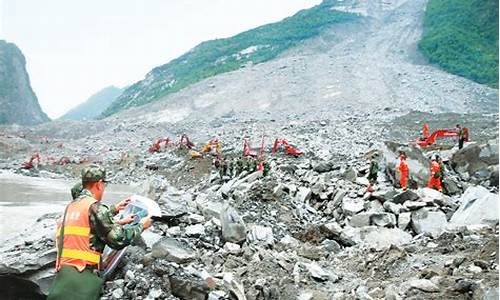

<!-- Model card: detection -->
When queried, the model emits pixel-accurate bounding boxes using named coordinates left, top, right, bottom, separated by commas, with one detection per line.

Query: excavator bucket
left=286, top=147, right=304, bottom=156
left=189, top=150, right=202, bottom=159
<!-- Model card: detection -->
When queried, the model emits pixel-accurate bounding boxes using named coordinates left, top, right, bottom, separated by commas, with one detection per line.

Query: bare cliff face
left=0, top=40, right=50, bottom=125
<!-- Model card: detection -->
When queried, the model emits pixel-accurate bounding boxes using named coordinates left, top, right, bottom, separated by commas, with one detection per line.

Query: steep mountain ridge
left=101, top=1, right=359, bottom=117
left=106, top=0, right=497, bottom=129
left=60, top=86, right=122, bottom=121
left=0, top=40, right=50, bottom=125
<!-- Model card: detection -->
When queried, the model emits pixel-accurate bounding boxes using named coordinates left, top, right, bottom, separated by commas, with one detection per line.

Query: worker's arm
left=89, top=202, right=144, bottom=250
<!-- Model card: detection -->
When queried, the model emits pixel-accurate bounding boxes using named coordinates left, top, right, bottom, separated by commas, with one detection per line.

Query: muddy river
left=0, top=171, right=138, bottom=242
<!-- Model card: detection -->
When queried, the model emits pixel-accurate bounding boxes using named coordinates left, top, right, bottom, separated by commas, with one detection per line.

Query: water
left=0, top=171, right=138, bottom=241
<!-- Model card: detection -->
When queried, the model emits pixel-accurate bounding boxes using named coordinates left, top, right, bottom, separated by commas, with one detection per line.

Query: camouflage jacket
left=369, top=160, right=379, bottom=176
left=76, top=189, right=143, bottom=253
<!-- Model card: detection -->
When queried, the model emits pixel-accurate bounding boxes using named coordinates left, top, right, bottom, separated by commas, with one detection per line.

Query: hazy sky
left=1, top=0, right=321, bottom=118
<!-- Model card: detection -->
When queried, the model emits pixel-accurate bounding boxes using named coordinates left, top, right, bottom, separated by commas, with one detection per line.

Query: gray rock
left=313, top=161, right=332, bottom=173
left=452, top=140, right=499, bottom=178
left=356, top=177, right=370, bottom=186
left=112, top=288, right=124, bottom=299
left=489, top=165, right=499, bottom=187
left=383, top=201, right=402, bottom=215
left=442, top=177, right=461, bottom=194
left=450, top=186, right=499, bottom=226
left=411, top=209, right=448, bottom=237
left=408, top=279, right=440, bottom=292
left=482, top=287, right=499, bottom=300
left=306, top=262, right=331, bottom=281
left=331, top=189, right=346, bottom=207
left=220, top=204, right=247, bottom=243
left=321, top=239, right=342, bottom=253
left=365, top=200, right=385, bottom=212
left=403, top=200, right=427, bottom=210
left=350, top=213, right=372, bottom=227
left=247, top=225, right=274, bottom=246
left=343, top=167, right=357, bottom=182
left=342, top=198, right=365, bottom=215
left=393, top=190, right=419, bottom=204
left=141, top=231, right=162, bottom=248
left=223, top=242, right=241, bottom=254
left=362, top=228, right=412, bottom=249
left=350, top=212, right=396, bottom=227
left=295, top=187, right=312, bottom=202
left=169, top=272, right=210, bottom=300
left=398, top=212, right=411, bottom=230
left=151, top=238, right=196, bottom=263
left=371, top=213, right=397, bottom=227
left=385, top=284, right=402, bottom=300
left=185, top=224, right=205, bottom=237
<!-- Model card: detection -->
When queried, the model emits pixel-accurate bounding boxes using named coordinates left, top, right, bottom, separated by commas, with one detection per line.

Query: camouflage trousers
left=47, top=266, right=103, bottom=300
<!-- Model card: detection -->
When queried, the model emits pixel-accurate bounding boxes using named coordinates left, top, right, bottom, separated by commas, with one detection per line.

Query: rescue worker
left=427, top=155, right=442, bottom=192
left=70, top=182, right=83, bottom=200
left=262, top=160, right=270, bottom=177
left=367, top=154, right=379, bottom=184
left=437, top=155, right=446, bottom=193
left=47, top=164, right=152, bottom=300
left=398, top=152, right=408, bottom=190
left=456, top=124, right=466, bottom=149
left=366, top=153, right=379, bottom=193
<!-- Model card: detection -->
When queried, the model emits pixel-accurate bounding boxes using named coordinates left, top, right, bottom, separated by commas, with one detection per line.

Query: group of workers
left=214, top=156, right=270, bottom=179
left=397, top=151, right=444, bottom=192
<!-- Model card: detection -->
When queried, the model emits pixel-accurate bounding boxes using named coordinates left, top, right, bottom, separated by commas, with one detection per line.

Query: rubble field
left=0, top=110, right=498, bottom=300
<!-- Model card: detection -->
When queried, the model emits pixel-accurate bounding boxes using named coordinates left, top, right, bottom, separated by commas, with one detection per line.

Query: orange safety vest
left=430, top=161, right=440, bottom=175
left=399, top=159, right=408, bottom=174
left=55, top=196, right=101, bottom=272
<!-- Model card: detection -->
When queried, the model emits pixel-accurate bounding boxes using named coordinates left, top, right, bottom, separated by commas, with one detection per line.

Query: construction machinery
left=409, top=124, right=469, bottom=147
left=202, top=138, right=221, bottom=157
left=242, top=138, right=258, bottom=158
left=178, top=134, right=195, bottom=150
left=22, top=153, right=41, bottom=169
left=272, top=138, right=304, bottom=156
left=149, top=137, right=171, bottom=153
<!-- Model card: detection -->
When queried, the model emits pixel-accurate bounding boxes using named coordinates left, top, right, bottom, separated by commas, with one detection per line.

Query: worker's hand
left=117, top=214, right=135, bottom=225
left=140, top=217, right=152, bottom=230
left=115, top=197, right=131, bottom=211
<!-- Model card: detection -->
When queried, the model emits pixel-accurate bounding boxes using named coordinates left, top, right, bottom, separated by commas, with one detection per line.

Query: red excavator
left=409, top=123, right=469, bottom=147
left=178, top=134, right=195, bottom=150
left=273, top=138, right=304, bottom=156
left=242, top=138, right=258, bottom=158
left=22, top=153, right=41, bottom=169
left=149, top=137, right=171, bottom=153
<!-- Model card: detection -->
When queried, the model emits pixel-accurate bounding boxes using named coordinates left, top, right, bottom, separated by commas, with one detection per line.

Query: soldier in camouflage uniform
left=262, top=160, right=270, bottom=177
left=70, top=181, right=83, bottom=200
left=235, top=158, right=244, bottom=176
left=47, top=164, right=152, bottom=300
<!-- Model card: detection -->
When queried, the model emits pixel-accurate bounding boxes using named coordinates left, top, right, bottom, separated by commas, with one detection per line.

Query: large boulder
left=350, top=212, right=396, bottom=227
left=449, top=186, right=499, bottom=227
left=392, top=190, right=419, bottom=204
left=382, top=142, right=430, bottom=187
left=411, top=208, right=448, bottom=237
left=151, top=238, right=197, bottom=264
left=451, top=139, right=499, bottom=179
left=220, top=204, right=247, bottom=243
left=362, top=228, right=412, bottom=250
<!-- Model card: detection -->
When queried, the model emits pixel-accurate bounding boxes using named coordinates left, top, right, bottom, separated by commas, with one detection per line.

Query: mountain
left=60, top=86, right=123, bottom=121
left=101, top=2, right=358, bottom=117
left=418, top=0, right=499, bottom=88
left=0, top=40, right=50, bottom=125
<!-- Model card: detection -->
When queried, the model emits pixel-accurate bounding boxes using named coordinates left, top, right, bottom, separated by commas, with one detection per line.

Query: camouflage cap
left=81, top=164, right=107, bottom=184
left=71, top=181, right=83, bottom=200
